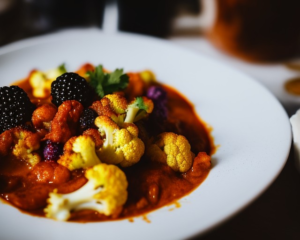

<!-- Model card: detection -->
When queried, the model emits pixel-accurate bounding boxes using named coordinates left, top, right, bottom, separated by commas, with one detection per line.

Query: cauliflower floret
left=95, top=115, right=145, bottom=167
left=147, top=132, right=193, bottom=172
left=124, top=96, right=154, bottom=123
left=114, top=128, right=144, bottom=167
left=90, top=94, right=153, bottom=126
left=123, top=122, right=139, bottom=138
left=44, top=163, right=128, bottom=221
left=139, top=70, right=156, bottom=84
left=0, top=128, right=41, bottom=166
left=83, top=128, right=103, bottom=149
left=105, top=94, right=127, bottom=114
left=89, top=94, right=127, bottom=124
left=90, top=99, right=116, bottom=120
left=29, top=64, right=66, bottom=98
left=29, top=71, right=51, bottom=98
left=58, top=135, right=101, bottom=171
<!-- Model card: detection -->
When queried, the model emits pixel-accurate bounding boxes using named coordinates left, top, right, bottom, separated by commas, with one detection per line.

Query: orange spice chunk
left=32, top=103, right=57, bottom=130
left=45, top=100, right=83, bottom=144
left=28, top=161, right=70, bottom=184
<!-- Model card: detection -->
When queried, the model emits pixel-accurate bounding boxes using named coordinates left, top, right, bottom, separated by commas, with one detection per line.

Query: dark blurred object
left=54, top=0, right=105, bottom=28
left=0, top=0, right=105, bottom=46
left=0, top=0, right=23, bottom=46
left=209, top=0, right=300, bottom=62
left=1, top=0, right=202, bottom=46
left=22, top=0, right=57, bottom=36
left=22, top=0, right=105, bottom=37
left=117, top=0, right=175, bottom=37
left=175, top=0, right=201, bottom=15
left=117, top=0, right=200, bottom=37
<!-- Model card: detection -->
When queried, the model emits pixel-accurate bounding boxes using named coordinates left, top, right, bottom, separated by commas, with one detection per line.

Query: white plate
left=0, top=29, right=291, bottom=240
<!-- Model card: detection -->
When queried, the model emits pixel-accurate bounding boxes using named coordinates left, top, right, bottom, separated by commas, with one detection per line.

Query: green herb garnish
left=58, top=63, right=67, bottom=73
left=87, top=65, right=129, bottom=98
left=136, top=97, right=148, bottom=111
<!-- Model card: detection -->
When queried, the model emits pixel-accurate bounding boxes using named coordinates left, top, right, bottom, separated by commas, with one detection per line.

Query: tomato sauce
left=0, top=74, right=214, bottom=222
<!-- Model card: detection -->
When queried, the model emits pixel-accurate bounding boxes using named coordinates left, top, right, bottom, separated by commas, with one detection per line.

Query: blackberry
left=0, top=86, right=35, bottom=133
left=79, top=108, right=98, bottom=131
left=43, top=140, right=63, bottom=161
left=51, top=72, right=93, bottom=107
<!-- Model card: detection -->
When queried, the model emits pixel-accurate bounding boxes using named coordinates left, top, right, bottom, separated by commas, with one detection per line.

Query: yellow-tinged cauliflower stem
left=44, top=163, right=128, bottom=221
left=124, top=96, right=154, bottom=123
left=11, top=129, right=41, bottom=166
left=58, top=135, right=101, bottom=171
left=95, top=115, right=145, bottom=167
left=29, top=65, right=66, bottom=98
left=147, top=132, right=193, bottom=173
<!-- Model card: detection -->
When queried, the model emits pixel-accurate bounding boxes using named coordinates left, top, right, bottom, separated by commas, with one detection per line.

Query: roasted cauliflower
left=90, top=94, right=127, bottom=125
left=58, top=135, right=101, bottom=171
left=44, top=163, right=128, bottom=221
left=147, top=132, right=193, bottom=172
left=0, top=128, right=41, bottom=166
left=124, top=96, right=154, bottom=123
left=29, top=64, right=66, bottom=98
left=95, top=115, right=145, bottom=167
left=90, top=94, right=154, bottom=125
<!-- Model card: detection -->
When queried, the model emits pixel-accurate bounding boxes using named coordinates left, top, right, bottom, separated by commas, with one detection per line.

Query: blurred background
left=1, top=0, right=300, bottom=239
left=1, top=0, right=300, bottom=61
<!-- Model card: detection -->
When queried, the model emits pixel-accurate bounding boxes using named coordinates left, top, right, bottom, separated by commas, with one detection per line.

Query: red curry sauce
left=0, top=72, right=214, bottom=222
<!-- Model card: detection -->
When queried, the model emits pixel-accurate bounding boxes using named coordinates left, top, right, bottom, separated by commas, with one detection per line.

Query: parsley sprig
left=87, top=65, right=129, bottom=98
left=136, top=97, right=148, bottom=110
left=58, top=63, right=67, bottom=73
